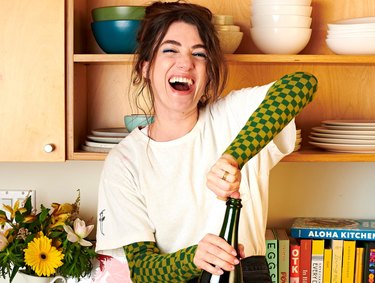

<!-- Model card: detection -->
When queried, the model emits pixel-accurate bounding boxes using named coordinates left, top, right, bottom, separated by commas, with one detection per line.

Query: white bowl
left=251, top=4, right=312, bottom=16
left=328, top=16, right=375, bottom=30
left=327, top=32, right=375, bottom=39
left=252, top=0, right=312, bottom=6
left=251, top=14, right=312, bottom=28
left=327, top=28, right=375, bottom=35
left=250, top=27, right=311, bottom=54
left=326, top=37, right=375, bottom=54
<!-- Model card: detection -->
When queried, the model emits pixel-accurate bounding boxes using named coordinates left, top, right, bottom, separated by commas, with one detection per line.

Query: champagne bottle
left=198, top=198, right=243, bottom=283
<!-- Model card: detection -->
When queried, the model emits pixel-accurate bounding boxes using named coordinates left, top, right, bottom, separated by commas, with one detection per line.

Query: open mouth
left=169, top=77, right=193, bottom=91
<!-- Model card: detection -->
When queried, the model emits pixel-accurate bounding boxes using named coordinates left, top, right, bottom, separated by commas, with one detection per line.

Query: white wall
left=0, top=161, right=103, bottom=233
left=269, top=162, right=375, bottom=228
left=1, top=161, right=375, bottom=231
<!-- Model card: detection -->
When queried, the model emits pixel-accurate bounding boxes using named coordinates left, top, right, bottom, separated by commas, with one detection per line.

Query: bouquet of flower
left=0, top=191, right=97, bottom=282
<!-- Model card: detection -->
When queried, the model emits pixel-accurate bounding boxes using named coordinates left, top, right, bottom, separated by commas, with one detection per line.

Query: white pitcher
left=19, top=272, right=67, bottom=283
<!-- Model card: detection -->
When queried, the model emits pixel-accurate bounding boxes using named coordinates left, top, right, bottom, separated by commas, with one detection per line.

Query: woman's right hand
left=206, top=153, right=241, bottom=200
left=193, top=233, right=241, bottom=275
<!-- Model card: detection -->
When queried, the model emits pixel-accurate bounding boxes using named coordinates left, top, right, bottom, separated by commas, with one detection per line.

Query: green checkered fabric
left=224, top=71, right=318, bottom=169
left=124, top=241, right=200, bottom=282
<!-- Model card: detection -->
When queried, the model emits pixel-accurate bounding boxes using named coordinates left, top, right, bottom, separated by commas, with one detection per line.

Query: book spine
left=274, top=229, right=289, bottom=283
left=363, top=242, right=375, bottom=283
left=354, top=247, right=364, bottom=283
left=300, top=239, right=312, bottom=283
left=290, top=227, right=375, bottom=241
left=330, top=239, right=343, bottom=283
left=310, top=239, right=324, bottom=283
left=341, top=240, right=356, bottom=283
left=323, top=248, right=332, bottom=283
left=266, top=235, right=278, bottom=283
left=290, top=240, right=300, bottom=283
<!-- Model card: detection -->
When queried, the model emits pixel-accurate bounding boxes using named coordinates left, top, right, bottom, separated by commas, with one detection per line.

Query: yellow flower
left=51, top=202, right=74, bottom=216
left=23, top=214, right=37, bottom=223
left=0, top=213, right=7, bottom=225
left=24, top=233, right=64, bottom=277
left=49, top=202, right=77, bottom=228
left=3, top=200, right=27, bottom=220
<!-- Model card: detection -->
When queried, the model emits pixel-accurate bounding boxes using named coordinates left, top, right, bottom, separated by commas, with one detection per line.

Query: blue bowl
left=124, top=115, right=154, bottom=132
left=91, top=19, right=141, bottom=54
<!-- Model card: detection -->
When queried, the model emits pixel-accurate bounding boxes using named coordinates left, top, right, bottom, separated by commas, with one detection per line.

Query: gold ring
left=222, top=171, right=229, bottom=181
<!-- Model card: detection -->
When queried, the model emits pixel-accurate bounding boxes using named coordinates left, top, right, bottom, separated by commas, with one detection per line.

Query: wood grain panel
left=0, top=0, right=65, bottom=161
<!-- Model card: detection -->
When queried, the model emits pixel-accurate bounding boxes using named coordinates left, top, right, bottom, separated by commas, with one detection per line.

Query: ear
left=142, top=61, right=149, bottom=78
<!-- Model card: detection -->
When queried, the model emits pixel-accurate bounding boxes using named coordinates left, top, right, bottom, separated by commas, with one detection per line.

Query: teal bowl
left=92, top=6, right=146, bottom=21
left=91, top=19, right=141, bottom=54
left=124, top=115, right=154, bottom=132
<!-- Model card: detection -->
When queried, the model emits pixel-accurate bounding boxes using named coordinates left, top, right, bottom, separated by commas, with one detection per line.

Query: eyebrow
left=161, top=39, right=206, bottom=50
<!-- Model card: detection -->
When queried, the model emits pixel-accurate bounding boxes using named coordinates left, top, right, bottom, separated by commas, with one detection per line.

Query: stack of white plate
left=326, top=16, right=375, bottom=54
left=250, top=0, right=313, bottom=54
left=294, top=128, right=302, bottom=152
left=81, top=128, right=129, bottom=153
left=309, top=120, right=375, bottom=153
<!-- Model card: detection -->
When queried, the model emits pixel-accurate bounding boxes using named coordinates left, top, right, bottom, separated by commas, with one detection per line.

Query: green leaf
left=24, top=196, right=33, bottom=213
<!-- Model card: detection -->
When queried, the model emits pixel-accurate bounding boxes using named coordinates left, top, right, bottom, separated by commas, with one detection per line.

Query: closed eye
left=162, top=48, right=177, bottom=54
left=193, top=52, right=207, bottom=59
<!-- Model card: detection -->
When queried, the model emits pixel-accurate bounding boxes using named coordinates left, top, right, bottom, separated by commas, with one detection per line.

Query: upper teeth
left=169, top=77, right=193, bottom=85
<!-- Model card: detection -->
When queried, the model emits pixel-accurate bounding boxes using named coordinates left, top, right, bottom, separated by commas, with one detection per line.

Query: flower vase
left=19, top=272, right=66, bottom=283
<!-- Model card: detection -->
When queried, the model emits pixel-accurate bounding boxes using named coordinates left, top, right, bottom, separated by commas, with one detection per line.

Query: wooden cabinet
left=67, top=0, right=375, bottom=161
left=0, top=1, right=65, bottom=161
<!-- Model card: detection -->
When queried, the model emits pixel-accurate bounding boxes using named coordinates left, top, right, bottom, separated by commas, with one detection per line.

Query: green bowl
left=124, top=114, right=154, bottom=132
left=92, top=6, right=146, bottom=21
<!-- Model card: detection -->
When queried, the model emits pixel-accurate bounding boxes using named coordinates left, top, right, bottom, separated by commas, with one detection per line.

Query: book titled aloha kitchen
left=290, top=217, right=375, bottom=241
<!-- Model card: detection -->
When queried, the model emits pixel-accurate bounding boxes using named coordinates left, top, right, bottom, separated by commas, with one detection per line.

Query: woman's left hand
left=206, top=153, right=241, bottom=199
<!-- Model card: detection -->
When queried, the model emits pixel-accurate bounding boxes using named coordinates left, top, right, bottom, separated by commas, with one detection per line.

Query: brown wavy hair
left=130, top=0, right=228, bottom=114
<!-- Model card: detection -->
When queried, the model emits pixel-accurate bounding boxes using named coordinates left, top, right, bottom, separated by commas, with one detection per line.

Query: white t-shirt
left=96, top=81, right=296, bottom=258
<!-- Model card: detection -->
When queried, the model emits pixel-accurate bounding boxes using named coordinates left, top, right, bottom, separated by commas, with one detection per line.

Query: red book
left=289, top=237, right=300, bottom=283
left=299, top=239, right=312, bottom=283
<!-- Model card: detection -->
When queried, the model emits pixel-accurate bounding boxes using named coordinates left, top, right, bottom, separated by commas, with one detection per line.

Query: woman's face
left=146, top=21, right=208, bottom=117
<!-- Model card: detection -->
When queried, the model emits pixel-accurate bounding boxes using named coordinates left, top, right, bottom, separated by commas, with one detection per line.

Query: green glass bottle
left=198, top=198, right=243, bottom=283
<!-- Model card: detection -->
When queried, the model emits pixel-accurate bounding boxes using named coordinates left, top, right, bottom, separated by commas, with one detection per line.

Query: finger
left=229, top=191, right=241, bottom=199
left=237, top=243, right=246, bottom=259
left=218, top=163, right=237, bottom=177
left=195, top=235, right=239, bottom=272
left=221, top=153, right=239, bottom=168
left=199, top=262, right=224, bottom=275
left=206, top=179, right=233, bottom=200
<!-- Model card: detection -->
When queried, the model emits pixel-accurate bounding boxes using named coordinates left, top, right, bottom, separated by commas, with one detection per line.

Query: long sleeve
left=124, top=241, right=200, bottom=282
left=224, top=71, right=318, bottom=168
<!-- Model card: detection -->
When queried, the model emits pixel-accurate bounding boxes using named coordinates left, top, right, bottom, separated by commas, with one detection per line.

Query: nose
left=176, top=54, right=193, bottom=71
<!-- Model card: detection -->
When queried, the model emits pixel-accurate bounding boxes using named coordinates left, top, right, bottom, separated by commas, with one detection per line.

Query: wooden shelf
left=71, top=151, right=107, bottom=161
left=74, top=54, right=375, bottom=64
left=69, top=1, right=375, bottom=163
left=71, top=148, right=375, bottom=162
left=282, top=149, right=375, bottom=162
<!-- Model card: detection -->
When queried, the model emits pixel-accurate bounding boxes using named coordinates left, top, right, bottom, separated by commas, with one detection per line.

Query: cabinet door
left=0, top=0, right=65, bottom=161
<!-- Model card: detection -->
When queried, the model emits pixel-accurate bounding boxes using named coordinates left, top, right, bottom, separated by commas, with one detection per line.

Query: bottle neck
left=219, top=198, right=242, bottom=248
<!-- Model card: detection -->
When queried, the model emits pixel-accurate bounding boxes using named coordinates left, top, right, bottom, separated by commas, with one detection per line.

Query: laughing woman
left=95, top=1, right=317, bottom=282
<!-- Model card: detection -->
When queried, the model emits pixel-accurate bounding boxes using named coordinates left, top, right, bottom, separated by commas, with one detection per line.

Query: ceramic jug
left=19, top=272, right=66, bottom=283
